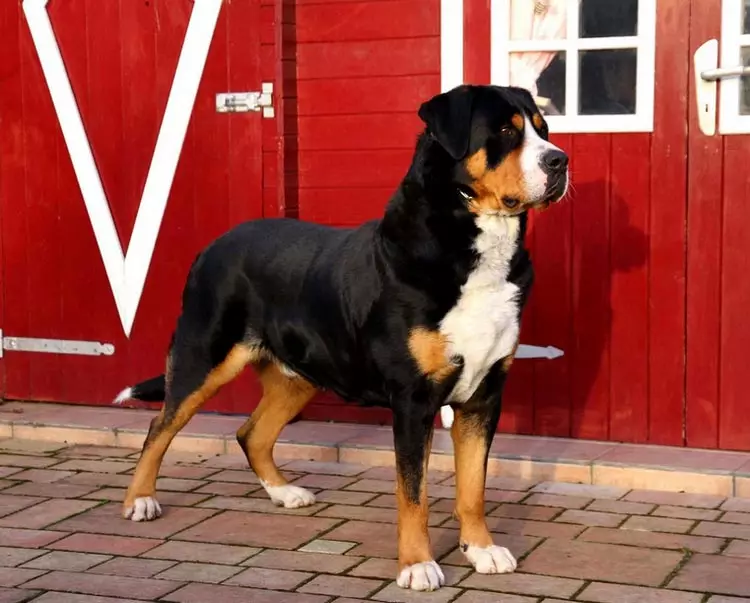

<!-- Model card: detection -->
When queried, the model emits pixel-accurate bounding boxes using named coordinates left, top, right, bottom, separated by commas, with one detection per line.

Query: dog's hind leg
left=236, top=362, right=317, bottom=508
left=123, top=343, right=256, bottom=521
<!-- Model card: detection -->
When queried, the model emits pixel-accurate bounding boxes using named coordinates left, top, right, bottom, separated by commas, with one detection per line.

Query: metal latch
left=0, top=330, right=115, bottom=358
left=216, top=82, right=274, bottom=118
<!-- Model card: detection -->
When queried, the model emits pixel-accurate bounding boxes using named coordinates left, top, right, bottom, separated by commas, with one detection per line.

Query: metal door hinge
left=0, top=331, right=115, bottom=358
left=216, top=82, right=274, bottom=118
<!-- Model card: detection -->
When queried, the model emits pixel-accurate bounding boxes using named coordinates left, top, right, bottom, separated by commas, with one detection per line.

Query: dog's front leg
left=451, top=392, right=517, bottom=575
left=392, top=404, right=443, bottom=591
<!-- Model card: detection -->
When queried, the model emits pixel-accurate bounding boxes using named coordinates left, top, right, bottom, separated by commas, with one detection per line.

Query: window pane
left=510, top=51, right=566, bottom=115
left=509, top=0, right=567, bottom=41
left=579, top=49, right=637, bottom=115
left=741, top=47, right=750, bottom=115
left=580, top=0, right=638, bottom=38
left=744, top=0, right=750, bottom=35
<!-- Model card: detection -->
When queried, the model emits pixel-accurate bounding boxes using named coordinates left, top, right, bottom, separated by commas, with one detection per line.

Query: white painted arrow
left=23, top=0, right=222, bottom=337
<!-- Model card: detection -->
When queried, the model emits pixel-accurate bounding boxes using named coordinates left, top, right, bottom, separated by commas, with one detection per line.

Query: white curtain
left=508, top=0, right=567, bottom=100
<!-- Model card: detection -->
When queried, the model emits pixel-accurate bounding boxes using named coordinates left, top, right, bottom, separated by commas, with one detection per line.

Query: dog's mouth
left=541, top=173, right=569, bottom=204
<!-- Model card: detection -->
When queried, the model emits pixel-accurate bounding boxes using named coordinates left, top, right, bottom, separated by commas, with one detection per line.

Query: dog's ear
left=418, top=85, right=475, bottom=160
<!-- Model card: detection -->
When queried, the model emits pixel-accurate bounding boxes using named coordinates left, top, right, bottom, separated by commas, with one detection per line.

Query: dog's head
left=418, top=85, right=569, bottom=215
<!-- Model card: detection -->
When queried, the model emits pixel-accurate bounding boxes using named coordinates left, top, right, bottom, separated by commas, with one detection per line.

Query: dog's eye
left=457, top=186, right=475, bottom=201
left=503, top=198, right=519, bottom=209
left=500, top=126, right=516, bottom=137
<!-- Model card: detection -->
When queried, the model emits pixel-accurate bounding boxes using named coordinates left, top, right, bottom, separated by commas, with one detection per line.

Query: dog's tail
left=113, top=375, right=166, bottom=405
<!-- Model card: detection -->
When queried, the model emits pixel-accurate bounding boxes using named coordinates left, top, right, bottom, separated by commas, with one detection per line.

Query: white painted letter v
left=23, top=0, right=223, bottom=337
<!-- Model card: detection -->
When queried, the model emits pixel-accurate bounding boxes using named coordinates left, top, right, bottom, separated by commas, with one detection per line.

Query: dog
left=114, top=84, right=569, bottom=591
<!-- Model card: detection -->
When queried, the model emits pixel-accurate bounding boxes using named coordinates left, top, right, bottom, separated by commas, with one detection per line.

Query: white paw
left=261, top=481, right=316, bottom=509
left=463, top=544, right=517, bottom=574
left=440, top=405, right=455, bottom=429
left=396, top=561, right=445, bottom=591
left=124, top=496, right=162, bottom=522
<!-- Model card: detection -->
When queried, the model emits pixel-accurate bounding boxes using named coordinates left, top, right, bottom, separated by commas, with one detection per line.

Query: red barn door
left=0, top=0, right=269, bottom=413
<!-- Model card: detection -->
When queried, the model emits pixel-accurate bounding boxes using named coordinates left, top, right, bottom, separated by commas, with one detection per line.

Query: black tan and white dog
left=114, top=84, right=569, bottom=591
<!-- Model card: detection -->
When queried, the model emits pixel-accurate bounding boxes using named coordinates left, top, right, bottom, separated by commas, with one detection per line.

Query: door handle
left=701, top=66, right=750, bottom=81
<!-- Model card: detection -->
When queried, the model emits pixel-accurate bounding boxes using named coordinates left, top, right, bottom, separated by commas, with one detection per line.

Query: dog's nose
left=541, top=150, right=569, bottom=174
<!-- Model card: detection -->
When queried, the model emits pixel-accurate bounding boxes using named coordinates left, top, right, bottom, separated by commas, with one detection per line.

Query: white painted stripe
left=22, top=0, right=223, bottom=337
left=441, top=0, right=463, bottom=91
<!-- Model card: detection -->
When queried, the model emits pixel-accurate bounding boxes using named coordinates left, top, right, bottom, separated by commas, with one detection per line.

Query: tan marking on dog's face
left=464, top=147, right=526, bottom=215
left=408, top=328, right=456, bottom=382
left=511, top=113, right=524, bottom=131
left=532, top=112, right=544, bottom=130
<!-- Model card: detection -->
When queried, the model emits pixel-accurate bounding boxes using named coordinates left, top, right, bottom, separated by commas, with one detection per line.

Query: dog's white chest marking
left=440, top=214, right=521, bottom=403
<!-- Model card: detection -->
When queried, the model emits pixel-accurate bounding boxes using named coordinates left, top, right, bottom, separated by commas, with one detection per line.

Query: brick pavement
left=0, top=438, right=749, bottom=602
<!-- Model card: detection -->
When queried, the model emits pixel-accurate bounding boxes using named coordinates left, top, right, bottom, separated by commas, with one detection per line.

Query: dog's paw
left=463, top=544, right=517, bottom=574
left=123, top=496, right=162, bottom=522
left=262, top=482, right=316, bottom=508
left=396, top=561, right=445, bottom=591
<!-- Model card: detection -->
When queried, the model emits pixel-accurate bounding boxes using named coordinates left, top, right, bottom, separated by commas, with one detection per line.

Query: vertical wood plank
left=608, top=134, right=651, bottom=443
left=464, top=0, right=490, bottom=84
left=686, top=0, right=722, bottom=448
left=529, top=133, right=574, bottom=438
left=570, top=134, right=612, bottom=441
left=649, top=0, right=689, bottom=446
left=719, top=136, right=750, bottom=450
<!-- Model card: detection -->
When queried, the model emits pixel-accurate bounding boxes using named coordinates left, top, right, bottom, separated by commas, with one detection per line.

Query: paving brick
left=282, top=461, right=367, bottom=476
left=227, top=565, right=313, bottom=590
left=0, top=499, right=99, bottom=530
left=578, top=582, right=703, bottom=603
left=0, top=495, right=46, bottom=519
left=56, top=445, right=137, bottom=459
left=482, top=516, right=585, bottom=539
left=330, top=599, right=371, bottom=603
left=141, top=541, right=260, bottom=564
left=161, top=583, right=329, bottom=603
left=24, top=594, right=144, bottom=603
left=0, top=455, right=58, bottom=469
left=298, top=539, right=356, bottom=554
left=52, top=460, right=134, bottom=474
left=621, top=515, right=695, bottom=534
left=431, top=499, right=496, bottom=514
left=522, top=538, right=684, bottom=586
left=586, top=499, right=655, bottom=515
left=22, top=551, right=110, bottom=572
left=176, top=511, right=339, bottom=549
left=0, top=566, right=44, bottom=588
left=439, top=536, right=540, bottom=568
left=489, top=503, right=562, bottom=521
left=580, top=526, right=725, bottom=553
left=554, top=509, right=624, bottom=527
left=460, top=572, right=583, bottom=598
left=623, top=490, right=725, bottom=509
left=155, top=562, right=243, bottom=584
left=316, top=504, right=450, bottom=527
left=62, top=473, right=132, bottom=489
left=345, top=479, right=395, bottom=494
left=0, top=527, right=67, bottom=548
left=0, top=548, right=45, bottom=568
left=48, top=534, right=162, bottom=556
left=2, top=482, right=98, bottom=499
left=155, top=465, right=220, bottom=480
left=23, top=570, right=182, bottom=600
left=10, top=469, right=75, bottom=483
left=371, top=582, right=461, bottom=603
left=523, top=493, right=592, bottom=509
left=531, top=482, right=628, bottom=499
left=192, top=482, right=257, bottom=496
left=724, top=540, right=750, bottom=558
left=723, top=498, right=750, bottom=513
left=453, top=592, right=536, bottom=603
left=484, top=490, right=527, bottom=503
left=670, top=554, right=750, bottom=596
left=197, top=495, right=327, bottom=516
left=707, top=598, right=750, bottom=603
left=349, top=558, right=470, bottom=586
left=693, top=521, right=750, bottom=540
left=356, top=467, right=452, bottom=484
left=653, top=505, right=721, bottom=521
left=88, top=557, right=176, bottom=578
left=0, top=587, right=40, bottom=603
left=0, top=440, right=65, bottom=454
left=316, top=490, right=376, bottom=505
left=155, top=478, right=207, bottom=493
left=722, top=512, right=750, bottom=525
left=325, top=521, right=457, bottom=559
left=0, top=469, right=21, bottom=480
left=244, top=549, right=363, bottom=573
left=299, top=574, right=383, bottom=598
left=291, top=474, right=357, bottom=489
left=82, top=488, right=209, bottom=508
left=204, top=470, right=260, bottom=484
left=51, top=502, right=217, bottom=539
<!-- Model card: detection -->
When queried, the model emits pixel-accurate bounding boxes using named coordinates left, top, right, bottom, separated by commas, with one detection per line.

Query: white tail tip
left=112, top=387, right=132, bottom=405
left=440, top=405, right=455, bottom=429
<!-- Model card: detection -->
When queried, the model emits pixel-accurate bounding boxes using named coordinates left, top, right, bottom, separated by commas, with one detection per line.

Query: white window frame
left=489, top=0, right=657, bottom=133
left=719, top=0, right=750, bottom=133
